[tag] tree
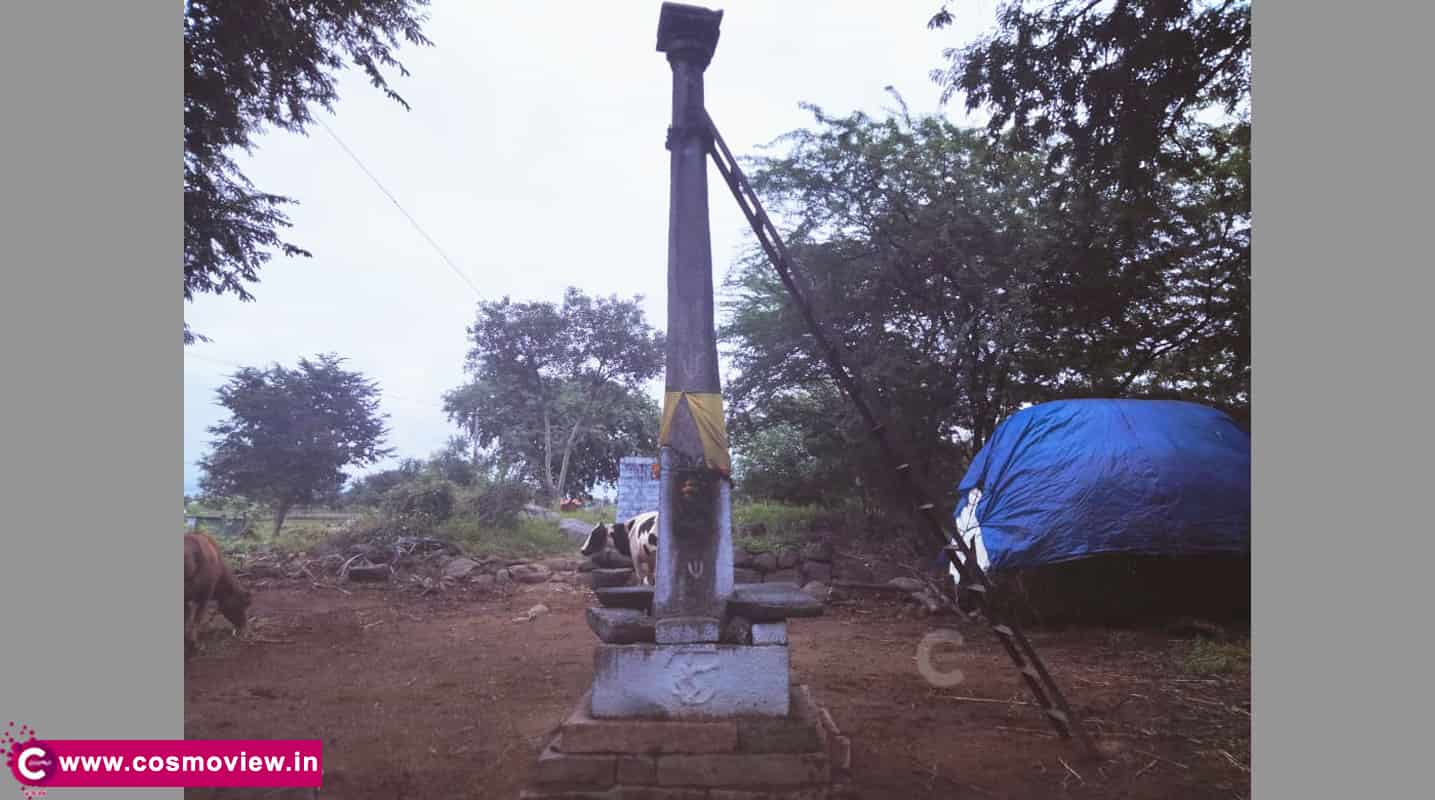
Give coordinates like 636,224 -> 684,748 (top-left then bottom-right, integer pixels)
198,354 -> 392,534
928,0 -> 1250,203
184,1 -> 433,344
444,288 -> 665,501
928,0 -> 1251,417
720,95 -> 1248,512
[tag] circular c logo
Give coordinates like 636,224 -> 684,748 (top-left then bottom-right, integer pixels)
13,743 -> 57,785
915,628 -> 967,688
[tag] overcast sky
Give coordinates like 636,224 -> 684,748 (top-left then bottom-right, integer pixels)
182,0 -> 999,495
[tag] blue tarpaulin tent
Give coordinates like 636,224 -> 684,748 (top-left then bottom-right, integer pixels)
949,399 -> 1251,575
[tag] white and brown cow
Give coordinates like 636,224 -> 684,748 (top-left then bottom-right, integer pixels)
580,511 -> 660,586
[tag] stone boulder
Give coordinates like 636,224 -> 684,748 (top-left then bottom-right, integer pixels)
509,563 -> 553,584
441,557 -> 482,580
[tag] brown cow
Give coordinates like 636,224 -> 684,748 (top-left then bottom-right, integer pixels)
183,531 -> 251,658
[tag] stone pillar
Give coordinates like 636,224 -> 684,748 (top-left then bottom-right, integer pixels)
653,2 -> 733,644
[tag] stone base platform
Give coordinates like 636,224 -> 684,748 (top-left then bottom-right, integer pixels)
523,685 -> 851,799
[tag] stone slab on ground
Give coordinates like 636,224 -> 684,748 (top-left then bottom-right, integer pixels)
592,568 -> 638,589
586,608 -> 657,645
596,586 -> 654,612
591,643 -> 791,719
763,569 -> 799,585
727,584 -> 824,622
733,567 -> 763,585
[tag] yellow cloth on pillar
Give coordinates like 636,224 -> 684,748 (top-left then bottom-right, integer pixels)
658,391 -> 731,477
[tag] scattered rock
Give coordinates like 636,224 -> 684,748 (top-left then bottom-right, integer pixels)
541,558 -> 582,573
590,568 -> 636,589
801,561 -> 833,585
345,564 -> 391,583
801,581 -> 830,601
243,564 -> 287,579
721,615 -> 753,645
765,569 -> 800,585
586,608 -> 656,644
887,577 -> 925,593
514,603 -> 550,622
472,574 -> 497,592
558,519 -> 594,545
733,549 -> 757,569
573,573 -> 595,588
752,552 -> 779,573
508,563 -> 553,584
912,591 -> 944,615
776,550 -> 800,570
801,542 -> 834,563
523,504 -> 560,521
495,568 -> 513,585
442,557 -> 482,580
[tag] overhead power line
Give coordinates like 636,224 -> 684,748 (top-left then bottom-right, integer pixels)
315,117 -> 483,298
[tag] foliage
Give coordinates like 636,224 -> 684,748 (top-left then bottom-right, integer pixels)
444,288 -> 665,501
380,477 -> 457,535
183,0 -> 433,344
433,515 -> 571,561
929,0 -> 1250,203
559,503 -> 619,527
198,353 -> 392,534
452,478 -> 534,530
722,79 -> 1248,513
731,500 -> 866,552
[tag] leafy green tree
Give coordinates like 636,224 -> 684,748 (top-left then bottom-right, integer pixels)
722,93 -> 1248,512
929,0 -> 1250,201
184,0 -> 433,344
198,354 -> 392,534
444,288 -> 664,501
928,0 -> 1251,417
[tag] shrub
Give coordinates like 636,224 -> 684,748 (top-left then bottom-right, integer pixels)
380,478 -> 457,535
454,477 -> 533,529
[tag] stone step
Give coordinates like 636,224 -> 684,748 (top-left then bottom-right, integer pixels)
727,584 -> 824,622
586,607 -> 656,644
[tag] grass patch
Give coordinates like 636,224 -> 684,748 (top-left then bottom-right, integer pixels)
559,503 -> 617,526
1180,637 -> 1251,675
204,516 -> 356,558
435,515 -> 572,560
731,500 -> 863,551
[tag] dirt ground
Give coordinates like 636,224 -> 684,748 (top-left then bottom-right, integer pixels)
184,580 -> 1250,800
